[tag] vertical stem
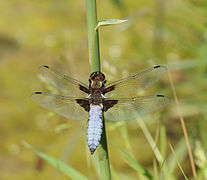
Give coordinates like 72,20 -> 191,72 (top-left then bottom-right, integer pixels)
86,0 -> 111,179
86,0 -> 101,72
98,117 -> 111,180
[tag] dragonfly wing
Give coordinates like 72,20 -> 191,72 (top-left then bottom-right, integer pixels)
104,95 -> 169,121
31,92 -> 88,120
39,66 -> 89,97
104,65 -> 167,97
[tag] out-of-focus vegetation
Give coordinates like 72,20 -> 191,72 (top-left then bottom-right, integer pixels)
0,0 -> 207,179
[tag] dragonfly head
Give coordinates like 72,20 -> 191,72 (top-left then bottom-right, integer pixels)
90,71 -> 105,81
89,71 -> 106,88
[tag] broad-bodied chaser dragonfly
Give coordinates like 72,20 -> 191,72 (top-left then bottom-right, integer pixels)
31,65 -> 169,155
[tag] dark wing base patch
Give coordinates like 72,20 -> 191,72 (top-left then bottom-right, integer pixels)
103,100 -> 118,112
76,99 -> 90,112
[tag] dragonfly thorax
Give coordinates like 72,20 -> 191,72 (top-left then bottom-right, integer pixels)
88,89 -> 104,105
88,71 -> 106,105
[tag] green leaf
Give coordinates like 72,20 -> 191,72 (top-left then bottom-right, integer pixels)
112,142 -> 153,180
167,138 -> 187,175
95,19 -> 127,30
169,143 -> 188,180
22,140 -> 88,180
160,125 -> 166,160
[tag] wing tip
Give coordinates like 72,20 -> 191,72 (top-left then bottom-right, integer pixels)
157,94 -> 170,104
34,92 -> 43,94
39,65 -> 49,70
31,92 -> 43,99
157,94 -> 164,97
154,65 -> 161,69
154,65 -> 168,70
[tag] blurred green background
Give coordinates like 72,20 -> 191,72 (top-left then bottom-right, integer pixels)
1,0 -> 207,179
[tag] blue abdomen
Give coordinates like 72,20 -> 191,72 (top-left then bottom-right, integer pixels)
87,105 -> 103,155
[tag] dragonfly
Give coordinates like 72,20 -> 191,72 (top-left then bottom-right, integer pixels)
31,65 -> 169,155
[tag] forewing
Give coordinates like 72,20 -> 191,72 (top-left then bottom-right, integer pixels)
31,92 -> 88,120
105,65 -> 167,97
104,95 -> 169,121
39,66 -> 89,97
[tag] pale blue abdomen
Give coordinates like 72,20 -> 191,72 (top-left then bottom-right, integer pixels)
87,105 -> 103,155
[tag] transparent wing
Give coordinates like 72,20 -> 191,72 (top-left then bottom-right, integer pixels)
31,92 -> 88,120
105,65 -> 167,97
104,95 -> 169,121
39,66 -> 89,97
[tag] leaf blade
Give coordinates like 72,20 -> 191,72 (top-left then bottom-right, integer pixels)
22,140 -> 88,180
96,19 -> 128,30
112,142 -> 153,180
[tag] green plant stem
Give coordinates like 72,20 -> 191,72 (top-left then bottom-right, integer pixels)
98,117 -> 111,180
86,0 -> 100,72
86,0 -> 111,179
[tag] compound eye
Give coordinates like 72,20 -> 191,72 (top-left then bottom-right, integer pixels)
98,74 -> 104,81
90,72 -> 96,80
97,72 -> 105,81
